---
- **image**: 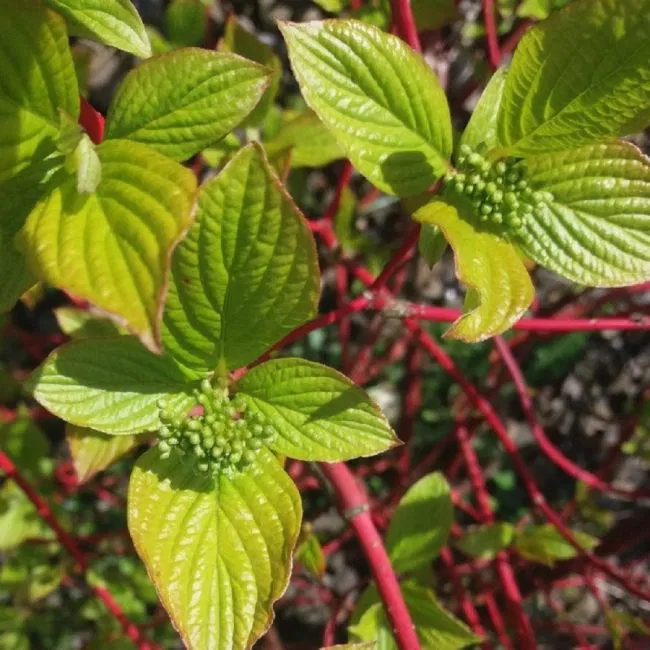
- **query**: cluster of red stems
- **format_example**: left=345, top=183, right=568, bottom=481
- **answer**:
left=1, top=1, right=649, bottom=649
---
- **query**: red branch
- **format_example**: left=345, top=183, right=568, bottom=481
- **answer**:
left=455, top=423, right=536, bottom=648
left=397, top=301, right=650, bottom=333
left=79, top=97, right=105, bottom=144
left=494, top=336, right=647, bottom=499
left=0, top=450, right=158, bottom=650
left=482, top=0, right=502, bottom=68
left=389, top=0, right=422, bottom=51
left=320, top=463, right=422, bottom=650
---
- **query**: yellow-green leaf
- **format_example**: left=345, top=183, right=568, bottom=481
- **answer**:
left=234, top=358, right=400, bottom=462
left=21, top=139, right=197, bottom=352
left=44, top=0, right=151, bottom=58
left=280, top=19, right=452, bottom=196
left=128, top=446, right=301, bottom=650
left=514, top=142, right=650, bottom=286
left=411, top=199, right=534, bottom=341
left=218, top=15, right=282, bottom=127
left=67, top=424, right=149, bottom=483
left=264, top=110, right=345, bottom=169
left=105, top=49, right=271, bottom=161
left=162, top=144, right=319, bottom=373
left=497, top=0, right=650, bottom=155
left=0, top=0, right=78, bottom=183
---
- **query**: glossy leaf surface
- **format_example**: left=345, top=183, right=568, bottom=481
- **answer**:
left=105, top=49, right=271, bottom=161
left=163, top=144, right=319, bottom=373
left=514, top=143, right=650, bottom=286
left=497, top=0, right=650, bottom=155
left=411, top=199, right=534, bottom=340
left=460, top=68, right=507, bottom=153
left=44, top=0, right=151, bottom=58
left=21, top=139, right=196, bottom=351
left=235, top=358, right=399, bottom=461
left=28, top=337, right=198, bottom=435
left=0, top=1, right=78, bottom=182
left=281, top=20, right=452, bottom=196
left=128, top=446, right=301, bottom=650
left=219, top=16, right=281, bottom=127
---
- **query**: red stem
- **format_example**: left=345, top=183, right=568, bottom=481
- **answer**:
left=482, top=0, right=502, bottom=68
left=494, top=336, right=646, bottom=499
left=320, top=463, right=422, bottom=650
left=440, top=547, right=488, bottom=640
left=400, top=301, right=650, bottom=333
left=455, top=423, right=536, bottom=648
left=389, top=0, right=422, bottom=51
left=0, top=450, right=158, bottom=650
left=79, top=97, right=105, bottom=144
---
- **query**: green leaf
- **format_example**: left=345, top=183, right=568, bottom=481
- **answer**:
left=0, top=632, right=29, bottom=650
left=165, top=0, right=206, bottom=47
left=219, top=16, right=282, bottom=127
left=44, top=0, right=151, bottom=58
left=0, top=155, right=67, bottom=314
left=513, top=142, right=650, bottom=286
left=350, top=582, right=479, bottom=650
left=460, top=68, right=507, bottom=153
left=163, top=144, right=319, bottom=373
left=514, top=523, right=599, bottom=567
left=0, top=483, right=53, bottom=551
left=202, top=133, right=241, bottom=168
left=351, top=2, right=392, bottom=31
left=411, top=0, right=458, bottom=30
left=264, top=110, right=345, bottom=168
left=128, top=446, right=301, bottom=650
left=313, top=0, right=349, bottom=11
left=0, top=1, right=78, bottom=183
left=64, top=132, right=102, bottom=194
left=295, top=528, right=326, bottom=579
left=497, top=0, right=650, bottom=155
left=54, top=307, right=124, bottom=339
left=28, top=337, right=198, bottom=435
left=385, top=473, right=452, bottom=573
left=516, top=0, right=555, bottom=19
left=66, top=424, right=149, bottom=483
left=105, top=49, right=271, bottom=161
left=0, top=237, right=34, bottom=315
left=411, top=198, right=534, bottom=341
left=21, top=139, right=197, bottom=352
left=235, top=358, right=399, bottom=461
left=455, top=523, right=515, bottom=560
left=418, top=224, right=448, bottom=266
left=0, top=413, right=51, bottom=482
left=280, top=19, right=452, bottom=196
left=146, top=26, right=173, bottom=56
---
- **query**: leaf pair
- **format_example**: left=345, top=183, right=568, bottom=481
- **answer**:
left=281, top=0, right=650, bottom=341
left=30, top=144, right=399, bottom=650
left=1, top=0, right=273, bottom=352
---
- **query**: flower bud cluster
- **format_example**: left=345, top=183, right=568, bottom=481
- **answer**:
left=446, top=144, right=553, bottom=231
left=157, top=380, right=276, bottom=476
